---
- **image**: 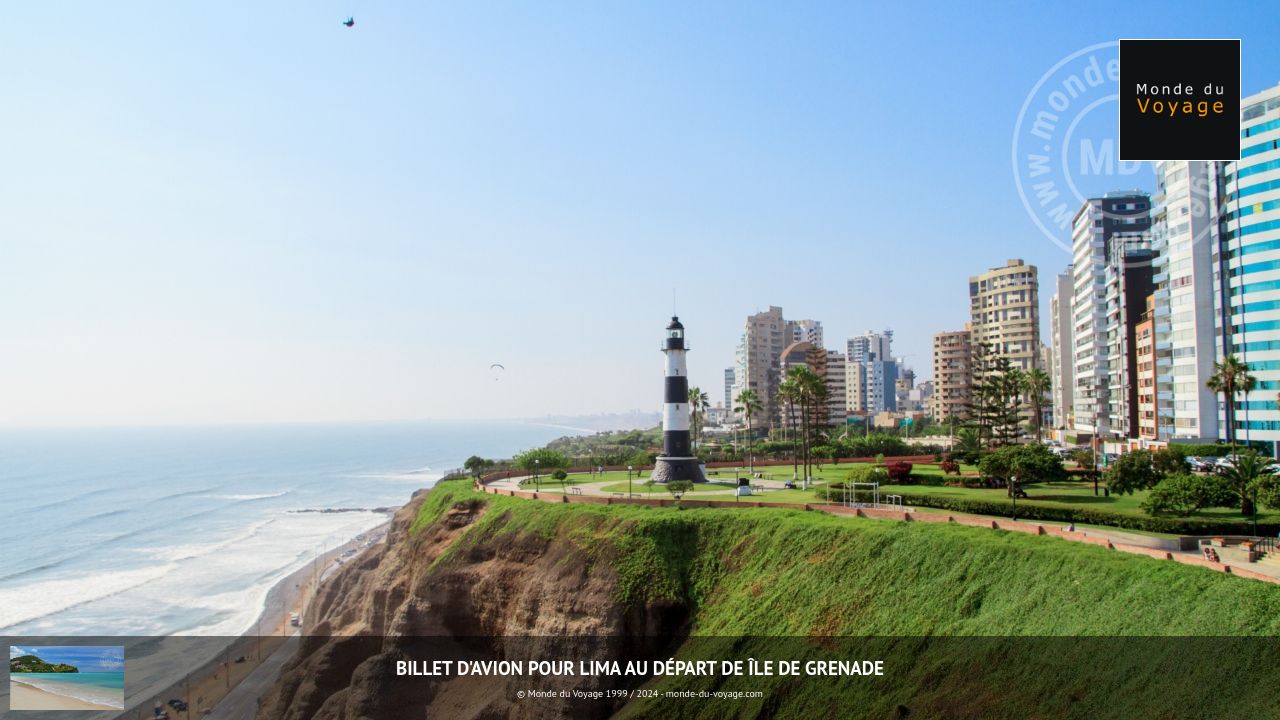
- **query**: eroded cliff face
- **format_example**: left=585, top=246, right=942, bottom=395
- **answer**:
left=256, top=489, right=689, bottom=720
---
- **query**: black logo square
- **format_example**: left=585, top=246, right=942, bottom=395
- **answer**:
left=1119, top=39, right=1240, bottom=161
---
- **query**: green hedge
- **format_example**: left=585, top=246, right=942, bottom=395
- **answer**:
left=894, top=493, right=1277, bottom=536
left=817, top=485, right=1276, bottom=535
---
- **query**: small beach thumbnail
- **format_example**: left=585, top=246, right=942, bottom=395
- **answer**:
left=9, top=645, right=125, bottom=711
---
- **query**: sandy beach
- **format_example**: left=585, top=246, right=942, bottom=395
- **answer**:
left=10, top=679, right=121, bottom=711
left=112, top=518, right=393, bottom=719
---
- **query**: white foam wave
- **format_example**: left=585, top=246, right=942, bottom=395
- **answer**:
left=0, top=564, right=174, bottom=630
left=206, top=491, right=289, bottom=501
left=145, top=517, right=278, bottom=563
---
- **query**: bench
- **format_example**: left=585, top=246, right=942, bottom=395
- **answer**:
left=569, top=487, right=582, bottom=495
left=612, top=492, right=625, bottom=498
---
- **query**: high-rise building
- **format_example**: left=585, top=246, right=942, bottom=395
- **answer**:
left=1136, top=295, right=1158, bottom=441
left=895, top=367, right=916, bottom=413
left=1070, top=192, right=1152, bottom=439
left=1102, top=234, right=1154, bottom=439
left=788, top=319, right=824, bottom=347
left=1220, top=84, right=1280, bottom=448
left=732, top=306, right=813, bottom=429
left=932, top=327, right=972, bottom=422
left=723, top=368, right=735, bottom=410
left=846, top=330, right=897, bottom=414
left=825, top=351, right=849, bottom=425
left=969, top=259, right=1041, bottom=372
left=1148, top=160, right=1224, bottom=443
left=1044, top=269, right=1075, bottom=427
left=1049, top=270, right=1075, bottom=432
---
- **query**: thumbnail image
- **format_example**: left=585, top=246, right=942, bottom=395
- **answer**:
left=8, top=646, right=125, bottom=711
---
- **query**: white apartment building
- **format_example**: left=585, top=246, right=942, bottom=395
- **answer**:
left=1050, top=271, right=1075, bottom=431
left=1150, top=160, right=1222, bottom=442
left=1070, top=192, right=1151, bottom=439
left=1221, top=83, right=1280, bottom=448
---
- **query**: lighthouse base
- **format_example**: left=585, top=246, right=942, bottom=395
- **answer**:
left=650, top=456, right=705, bottom=484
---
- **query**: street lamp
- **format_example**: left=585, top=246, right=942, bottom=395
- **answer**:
left=627, top=465, right=634, bottom=498
left=534, top=459, right=540, bottom=491
left=1010, top=474, right=1018, bottom=522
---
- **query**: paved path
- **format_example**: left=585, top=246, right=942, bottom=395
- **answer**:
left=204, top=633, right=300, bottom=720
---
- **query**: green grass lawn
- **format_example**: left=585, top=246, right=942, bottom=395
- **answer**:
left=418, top=476, right=1280, bottom=718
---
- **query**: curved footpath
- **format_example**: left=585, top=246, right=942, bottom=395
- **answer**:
left=478, top=472, right=1280, bottom=587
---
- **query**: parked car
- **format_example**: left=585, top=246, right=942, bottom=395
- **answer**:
left=1186, top=456, right=1214, bottom=472
left=167, top=699, right=188, bottom=712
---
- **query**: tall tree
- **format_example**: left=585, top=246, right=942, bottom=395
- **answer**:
left=1217, top=449, right=1269, bottom=517
left=777, top=377, right=800, bottom=479
left=966, top=346, right=1023, bottom=448
left=1206, top=354, right=1257, bottom=450
left=1021, top=368, right=1051, bottom=442
left=687, top=386, right=710, bottom=452
left=734, top=389, right=763, bottom=473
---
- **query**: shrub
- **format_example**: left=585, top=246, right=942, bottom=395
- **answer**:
left=845, top=464, right=887, bottom=485
left=885, top=461, right=913, bottom=482
left=979, top=444, right=1066, bottom=485
left=1151, top=447, right=1188, bottom=477
left=1141, top=473, right=1235, bottom=517
left=551, top=469, right=568, bottom=482
left=1105, top=450, right=1161, bottom=496
left=939, top=459, right=960, bottom=475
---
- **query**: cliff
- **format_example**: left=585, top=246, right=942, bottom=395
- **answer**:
left=257, top=478, right=1280, bottom=720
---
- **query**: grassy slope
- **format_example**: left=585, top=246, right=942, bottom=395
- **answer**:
left=415, top=479, right=1280, bottom=718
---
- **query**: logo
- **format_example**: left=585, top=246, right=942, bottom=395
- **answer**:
left=1119, top=39, right=1240, bottom=161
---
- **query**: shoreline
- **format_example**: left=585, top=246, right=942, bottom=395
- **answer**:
left=10, top=678, right=122, bottom=711
left=114, top=512, right=397, bottom=719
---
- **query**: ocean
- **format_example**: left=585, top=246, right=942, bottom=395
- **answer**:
left=0, top=421, right=579, bottom=637
left=9, top=672, right=125, bottom=709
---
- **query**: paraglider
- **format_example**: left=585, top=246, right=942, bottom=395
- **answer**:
left=342, top=17, right=355, bottom=28
left=489, top=363, right=505, bottom=381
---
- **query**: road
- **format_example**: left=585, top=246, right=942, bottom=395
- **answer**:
left=203, top=633, right=300, bottom=720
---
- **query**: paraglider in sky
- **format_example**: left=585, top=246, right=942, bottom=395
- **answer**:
left=489, top=363, right=505, bottom=381
left=342, top=17, right=355, bottom=28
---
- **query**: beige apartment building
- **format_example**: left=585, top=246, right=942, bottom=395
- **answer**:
left=931, top=327, right=972, bottom=422
left=968, top=259, right=1041, bottom=372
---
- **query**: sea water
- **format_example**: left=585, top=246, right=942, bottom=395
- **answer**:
left=0, top=421, right=578, bottom=636
left=9, top=672, right=126, bottom=709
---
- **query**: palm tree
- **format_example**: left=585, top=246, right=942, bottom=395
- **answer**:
left=1206, top=354, right=1257, bottom=450
left=777, top=378, right=801, bottom=480
left=1020, top=368, right=1051, bottom=442
left=786, top=364, right=826, bottom=488
left=687, top=386, right=710, bottom=452
left=734, top=389, right=762, bottom=473
left=1218, top=449, right=1268, bottom=517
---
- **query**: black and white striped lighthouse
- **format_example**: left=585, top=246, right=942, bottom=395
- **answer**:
left=651, top=316, right=705, bottom=484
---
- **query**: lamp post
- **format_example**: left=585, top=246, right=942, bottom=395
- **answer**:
left=1011, top=474, right=1018, bottom=522
left=534, top=459, right=540, bottom=491
left=628, top=465, right=634, bottom=498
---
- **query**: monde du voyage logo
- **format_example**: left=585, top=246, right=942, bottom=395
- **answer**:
left=1119, top=39, right=1240, bottom=161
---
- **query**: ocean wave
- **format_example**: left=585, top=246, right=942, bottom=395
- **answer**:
left=206, top=491, right=290, bottom=501
left=145, top=517, right=278, bottom=563
left=0, top=564, right=174, bottom=631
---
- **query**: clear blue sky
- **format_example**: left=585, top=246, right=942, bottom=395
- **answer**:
left=3, top=2, right=1279, bottom=426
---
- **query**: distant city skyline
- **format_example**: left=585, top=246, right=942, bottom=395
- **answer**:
left=4, top=3, right=1280, bottom=426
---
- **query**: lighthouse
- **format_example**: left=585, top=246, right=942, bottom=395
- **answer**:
left=651, top=316, right=706, bottom=484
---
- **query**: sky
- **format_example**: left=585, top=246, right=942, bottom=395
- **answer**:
left=3, top=2, right=1280, bottom=427
left=9, top=645, right=124, bottom=673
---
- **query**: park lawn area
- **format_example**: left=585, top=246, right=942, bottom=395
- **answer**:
left=598, top=480, right=736, bottom=495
